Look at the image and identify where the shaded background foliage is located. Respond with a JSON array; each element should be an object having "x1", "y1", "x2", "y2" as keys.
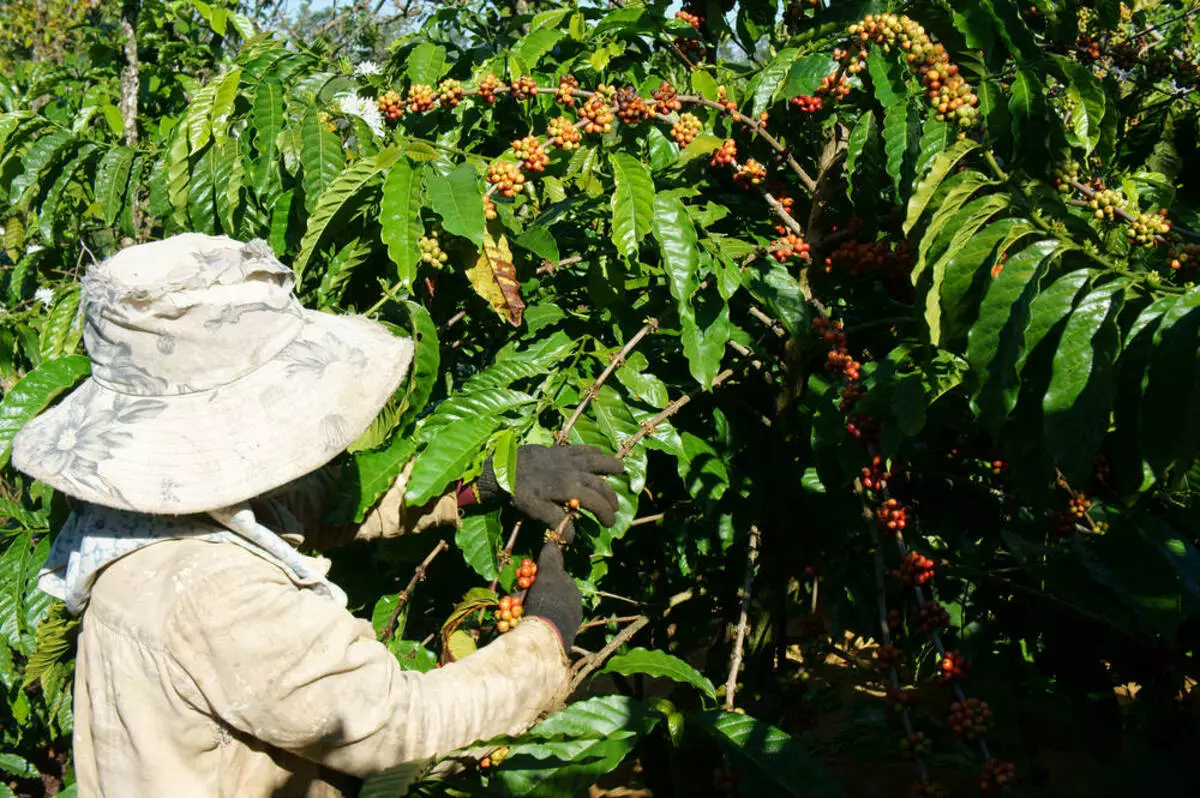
[{"x1": 2, "y1": 0, "x2": 1200, "y2": 796}]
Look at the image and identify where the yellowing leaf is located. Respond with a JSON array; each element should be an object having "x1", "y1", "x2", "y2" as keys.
[{"x1": 466, "y1": 227, "x2": 526, "y2": 327}]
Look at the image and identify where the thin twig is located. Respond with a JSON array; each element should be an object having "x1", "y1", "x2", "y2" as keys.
[
  {"x1": 724, "y1": 524, "x2": 761, "y2": 711},
  {"x1": 595, "y1": 590, "x2": 644, "y2": 606},
  {"x1": 568, "y1": 615, "x2": 650, "y2": 692},
  {"x1": 616, "y1": 368, "x2": 736, "y2": 458},
  {"x1": 630, "y1": 513, "x2": 665, "y2": 526},
  {"x1": 577, "y1": 614, "x2": 644, "y2": 631},
  {"x1": 488, "y1": 519, "x2": 523, "y2": 592},
  {"x1": 381, "y1": 539, "x2": 449, "y2": 642},
  {"x1": 440, "y1": 309, "x2": 467, "y2": 330},
  {"x1": 557, "y1": 319, "x2": 659, "y2": 444}
]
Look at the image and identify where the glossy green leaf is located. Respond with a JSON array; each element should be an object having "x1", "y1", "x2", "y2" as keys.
[
  {"x1": 748, "y1": 48, "x2": 797, "y2": 114},
  {"x1": 610, "y1": 152, "x2": 654, "y2": 260},
  {"x1": 406, "y1": 415, "x2": 504, "y2": 505},
  {"x1": 457, "y1": 511, "x2": 502, "y2": 580},
  {"x1": 691, "y1": 711, "x2": 843, "y2": 798},
  {"x1": 0, "y1": 355, "x2": 90, "y2": 467},
  {"x1": 210, "y1": 66, "x2": 242, "y2": 145},
  {"x1": 379, "y1": 157, "x2": 423, "y2": 289},
  {"x1": 406, "y1": 42, "x2": 448, "y2": 85},
  {"x1": 904, "y1": 138, "x2": 979, "y2": 234},
  {"x1": 602, "y1": 647, "x2": 716, "y2": 700},
  {"x1": 923, "y1": 194, "x2": 1011, "y2": 344},
  {"x1": 427, "y1": 163, "x2": 484, "y2": 248},
  {"x1": 300, "y1": 110, "x2": 346, "y2": 212}
]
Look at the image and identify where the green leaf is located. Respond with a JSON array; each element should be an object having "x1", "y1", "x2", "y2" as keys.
[
  {"x1": 0, "y1": 754, "x2": 38, "y2": 779},
  {"x1": 923, "y1": 194, "x2": 1011, "y2": 344},
  {"x1": 602, "y1": 647, "x2": 716, "y2": 699},
  {"x1": 844, "y1": 112, "x2": 877, "y2": 203},
  {"x1": 11, "y1": 130, "x2": 72, "y2": 210},
  {"x1": 515, "y1": 225, "x2": 560, "y2": 264},
  {"x1": 395, "y1": 300, "x2": 438, "y2": 434},
  {"x1": 866, "y1": 50, "x2": 907, "y2": 110},
  {"x1": 0, "y1": 355, "x2": 91, "y2": 467},
  {"x1": 39, "y1": 285, "x2": 82, "y2": 360},
  {"x1": 937, "y1": 218, "x2": 1036, "y2": 345},
  {"x1": 1009, "y1": 69, "x2": 1052, "y2": 168},
  {"x1": 748, "y1": 48, "x2": 798, "y2": 114},
  {"x1": 457, "y1": 512, "x2": 502, "y2": 580},
  {"x1": 293, "y1": 147, "x2": 400, "y2": 282},
  {"x1": 406, "y1": 42, "x2": 448, "y2": 85},
  {"x1": 491, "y1": 428, "x2": 518, "y2": 494},
  {"x1": 495, "y1": 697, "x2": 660, "y2": 798},
  {"x1": 379, "y1": 158, "x2": 423, "y2": 290},
  {"x1": 345, "y1": 436, "x2": 416, "y2": 523},
  {"x1": 1054, "y1": 55, "x2": 1106, "y2": 155},
  {"x1": 407, "y1": 416, "x2": 503, "y2": 505},
  {"x1": 904, "y1": 138, "x2": 980, "y2": 235},
  {"x1": 166, "y1": 127, "x2": 191, "y2": 230},
  {"x1": 783, "y1": 55, "x2": 835, "y2": 98},
  {"x1": 882, "y1": 98, "x2": 917, "y2": 201},
  {"x1": 427, "y1": 163, "x2": 484, "y2": 248},
  {"x1": 1043, "y1": 283, "x2": 1124, "y2": 480},
  {"x1": 910, "y1": 170, "x2": 997, "y2": 284},
  {"x1": 691, "y1": 711, "x2": 843, "y2": 798},
  {"x1": 252, "y1": 79, "x2": 283, "y2": 193},
  {"x1": 610, "y1": 153, "x2": 655, "y2": 260},
  {"x1": 39, "y1": 143, "x2": 98, "y2": 243},
  {"x1": 210, "y1": 67, "x2": 242, "y2": 145},
  {"x1": 1140, "y1": 293, "x2": 1200, "y2": 477},
  {"x1": 514, "y1": 29, "x2": 562, "y2": 68},
  {"x1": 187, "y1": 81, "x2": 217, "y2": 152},
  {"x1": 300, "y1": 110, "x2": 346, "y2": 213}
]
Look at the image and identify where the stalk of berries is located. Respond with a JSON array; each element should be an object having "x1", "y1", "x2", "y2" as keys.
[
  {"x1": 510, "y1": 75, "x2": 538, "y2": 101},
  {"x1": 615, "y1": 87, "x2": 652, "y2": 124},
  {"x1": 408, "y1": 83, "x2": 436, "y2": 113},
  {"x1": 477, "y1": 73, "x2": 503, "y2": 103},
  {"x1": 734, "y1": 158, "x2": 768, "y2": 188},
  {"x1": 1127, "y1": 210, "x2": 1171, "y2": 247},
  {"x1": 515, "y1": 557, "x2": 538, "y2": 590},
  {"x1": 579, "y1": 94, "x2": 615, "y2": 134},
  {"x1": 948, "y1": 698, "x2": 993, "y2": 738},
  {"x1": 1088, "y1": 187, "x2": 1127, "y2": 221},
  {"x1": 914, "y1": 601, "x2": 949, "y2": 633},
  {"x1": 1051, "y1": 160, "x2": 1081, "y2": 193},
  {"x1": 979, "y1": 758, "x2": 1016, "y2": 792},
  {"x1": 816, "y1": 72, "x2": 851, "y2": 100},
  {"x1": 710, "y1": 138, "x2": 737, "y2": 167},
  {"x1": 675, "y1": 9, "x2": 702, "y2": 29},
  {"x1": 377, "y1": 89, "x2": 403, "y2": 121},
  {"x1": 892, "y1": 551, "x2": 935, "y2": 587},
  {"x1": 716, "y1": 85, "x2": 737, "y2": 113},
  {"x1": 874, "y1": 642, "x2": 902, "y2": 670},
  {"x1": 486, "y1": 161, "x2": 526, "y2": 197},
  {"x1": 770, "y1": 233, "x2": 811, "y2": 263},
  {"x1": 495, "y1": 594, "x2": 525, "y2": 633},
  {"x1": 479, "y1": 746, "x2": 509, "y2": 769},
  {"x1": 652, "y1": 81, "x2": 683, "y2": 114},
  {"x1": 418, "y1": 234, "x2": 448, "y2": 266},
  {"x1": 860, "y1": 454, "x2": 888, "y2": 491},
  {"x1": 483, "y1": 195, "x2": 497, "y2": 221},
  {"x1": 512, "y1": 135, "x2": 550, "y2": 172},
  {"x1": 670, "y1": 112, "x2": 702, "y2": 146},
  {"x1": 899, "y1": 731, "x2": 932, "y2": 759},
  {"x1": 547, "y1": 116, "x2": 582, "y2": 150},
  {"x1": 555, "y1": 74, "x2": 580, "y2": 107},
  {"x1": 875, "y1": 498, "x2": 909, "y2": 536},
  {"x1": 790, "y1": 94, "x2": 823, "y2": 113},
  {"x1": 841, "y1": 13, "x2": 980, "y2": 127},
  {"x1": 437, "y1": 79, "x2": 464, "y2": 108},
  {"x1": 1170, "y1": 243, "x2": 1200, "y2": 272},
  {"x1": 938, "y1": 650, "x2": 969, "y2": 682}
]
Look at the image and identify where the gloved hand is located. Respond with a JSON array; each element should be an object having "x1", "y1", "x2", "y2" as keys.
[
  {"x1": 476, "y1": 444, "x2": 623, "y2": 544},
  {"x1": 525, "y1": 542, "x2": 583, "y2": 652}
]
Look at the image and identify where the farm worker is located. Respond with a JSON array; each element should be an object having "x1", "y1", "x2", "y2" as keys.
[{"x1": 10, "y1": 233, "x2": 623, "y2": 797}]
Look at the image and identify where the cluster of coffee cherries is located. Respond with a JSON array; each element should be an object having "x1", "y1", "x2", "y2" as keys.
[
  {"x1": 579, "y1": 94, "x2": 615, "y2": 134},
  {"x1": 734, "y1": 158, "x2": 767, "y2": 187},
  {"x1": 875, "y1": 642, "x2": 902, "y2": 669},
  {"x1": 477, "y1": 73, "x2": 503, "y2": 103},
  {"x1": 1170, "y1": 243, "x2": 1200, "y2": 272},
  {"x1": 710, "y1": 138, "x2": 738, "y2": 167},
  {"x1": 512, "y1": 136, "x2": 550, "y2": 172},
  {"x1": 546, "y1": 116, "x2": 582, "y2": 150},
  {"x1": 495, "y1": 594, "x2": 525, "y2": 633},
  {"x1": 407, "y1": 83, "x2": 436, "y2": 113},
  {"x1": 417, "y1": 234, "x2": 448, "y2": 266},
  {"x1": 892, "y1": 551, "x2": 935, "y2": 587},
  {"x1": 979, "y1": 758, "x2": 1016, "y2": 792},
  {"x1": 675, "y1": 8, "x2": 702, "y2": 29},
  {"x1": 913, "y1": 779, "x2": 948, "y2": 798},
  {"x1": 437, "y1": 78, "x2": 464, "y2": 108},
  {"x1": 478, "y1": 745, "x2": 509, "y2": 769},
  {"x1": 615, "y1": 87, "x2": 652, "y2": 124},
  {"x1": 899, "y1": 731, "x2": 932, "y2": 760},
  {"x1": 823, "y1": 238, "x2": 913, "y2": 282},
  {"x1": 790, "y1": 94, "x2": 823, "y2": 113},
  {"x1": 816, "y1": 72, "x2": 851, "y2": 100},
  {"x1": 510, "y1": 75, "x2": 538, "y2": 101},
  {"x1": 715, "y1": 85, "x2": 738, "y2": 114},
  {"x1": 914, "y1": 601, "x2": 949, "y2": 633},
  {"x1": 376, "y1": 89, "x2": 404, "y2": 121},
  {"x1": 486, "y1": 161, "x2": 526, "y2": 197},
  {"x1": 948, "y1": 698, "x2": 993, "y2": 738},
  {"x1": 483, "y1": 195, "x2": 497, "y2": 221},
  {"x1": 555, "y1": 74, "x2": 580, "y2": 107},
  {"x1": 670, "y1": 112, "x2": 702, "y2": 146},
  {"x1": 938, "y1": 650, "x2": 969, "y2": 682},
  {"x1": 875, "y1": 498, "x2": 909, "y2": 536},
  {"x1": 1051, "y1": 160, "x2": 1081, "y2": 193},
  {"x1": 884, "y1": 684, "x2": 918, "y2": 712},
  {"x1": 845, "y1": 413, "x2": 879, "y2": 443},
  {"x1": 1088, "y1": 187, "x2": 1127, "y2": 221},
  {"x1": 515, "y1": 557, "x2": 538, "y2": 590},
  {"x1": 652, "y1": 82, "x2": 682, "y2": 114},
  {"x1": 841, "y1": 14, "x2": 979, "y2": 128},
  {"x1": 860, "y1": 454, "x2": 888, "y2": 491},
  {"x1": 769, "y1": 233, "x2": 810, "y2": 263},
  {"x1": 1128, "y1": 209, "x2": 1171, "y2": 247}
]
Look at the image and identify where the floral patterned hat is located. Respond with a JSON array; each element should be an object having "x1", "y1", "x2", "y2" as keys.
[{"x1": 12, "y1": 234, "x2": 413, "y2": 515}]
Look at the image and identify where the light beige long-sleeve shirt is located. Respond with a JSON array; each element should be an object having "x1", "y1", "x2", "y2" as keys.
[{"x1": 68, "y1": 475, "x2": 570, "y2": 797}]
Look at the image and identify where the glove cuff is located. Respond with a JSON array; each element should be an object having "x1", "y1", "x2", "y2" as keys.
[
  {"x1": 475, "y1": 457, "x2": 503, "y2": 502},
  {"x1": 531, "y1": 611, "x2": 577, "y2": 652}
]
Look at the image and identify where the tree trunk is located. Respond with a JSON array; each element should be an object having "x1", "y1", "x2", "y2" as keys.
[{"x1": 119, "y1": 2, "x2": 140, "y2": 148}]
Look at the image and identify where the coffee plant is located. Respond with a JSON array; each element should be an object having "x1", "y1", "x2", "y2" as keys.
[{"x1": 2, "y1": 0, "x2": 1200, "y2": 795}]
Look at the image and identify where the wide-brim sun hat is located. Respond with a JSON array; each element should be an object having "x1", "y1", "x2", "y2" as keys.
[{"x1": 12, "y1": 233, "x2": 413, "y2": 515}]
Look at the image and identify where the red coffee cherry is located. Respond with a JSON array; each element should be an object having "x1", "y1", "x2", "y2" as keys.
[{"x1": 939, "y1": 650, "x2": 969, "y2": 682}]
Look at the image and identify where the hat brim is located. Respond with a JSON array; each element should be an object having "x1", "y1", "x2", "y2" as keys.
[{"x1": 12, "y1": 311, "x2": 413, "y2": 515}]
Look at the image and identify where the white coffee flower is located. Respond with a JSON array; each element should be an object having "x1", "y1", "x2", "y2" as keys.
[
  {"x1": 353, "y1": 60, "x2": 381, "y2": 77},
  {"x1": 35, "y1": 287, "x2": 55, "y2": 307},
  {"x1": 335, "y1": 93, "x2": 386, "y2": 139}
]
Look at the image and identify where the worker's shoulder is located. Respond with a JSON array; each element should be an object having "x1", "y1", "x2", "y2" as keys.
[{"x1": 87, "y1": 538, "x2": 287, "y2": 636}]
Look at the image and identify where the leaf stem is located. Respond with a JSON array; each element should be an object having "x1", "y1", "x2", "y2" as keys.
[
  {"x1": 381, "y1": 539, "x2": 449, "y2": 642},
  {"x1": 556, "y1": 318, "x2": 659, "y2": 445}
]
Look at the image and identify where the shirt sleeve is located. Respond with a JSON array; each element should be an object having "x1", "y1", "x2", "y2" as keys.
[
  {"x1": 165, "y1": 553, "x2": 570, "y2": 777},
  {"x1": 252, "y1": 462, "x2": 461, "y2": 551}
]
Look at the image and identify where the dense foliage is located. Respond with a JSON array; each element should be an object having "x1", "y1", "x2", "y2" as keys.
[{"x1": 2, "y1": 0, "x2": 1200, "y2": 795}]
